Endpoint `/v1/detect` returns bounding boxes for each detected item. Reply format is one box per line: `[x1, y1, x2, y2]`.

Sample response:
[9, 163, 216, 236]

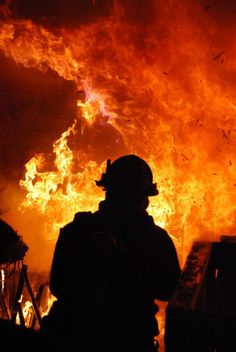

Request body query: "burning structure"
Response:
[0, 0, 235, 350]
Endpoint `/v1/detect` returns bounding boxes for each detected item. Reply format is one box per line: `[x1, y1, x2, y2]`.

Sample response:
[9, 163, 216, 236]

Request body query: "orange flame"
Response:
[0, 2, 235, 269]
[0, 18, 78, 80]
[19, 119, 104, 236]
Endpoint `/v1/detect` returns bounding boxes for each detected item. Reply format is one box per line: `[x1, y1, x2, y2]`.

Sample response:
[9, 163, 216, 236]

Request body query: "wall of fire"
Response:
[0, 0, 235, 276]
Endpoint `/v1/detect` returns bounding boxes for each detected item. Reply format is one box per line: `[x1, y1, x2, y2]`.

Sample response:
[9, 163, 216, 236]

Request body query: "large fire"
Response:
[0, 0, 235, 267]
[0, 1, 235, 346]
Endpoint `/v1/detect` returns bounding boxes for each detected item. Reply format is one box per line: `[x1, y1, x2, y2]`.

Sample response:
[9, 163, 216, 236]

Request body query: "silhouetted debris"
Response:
[0, 219, 28, 265]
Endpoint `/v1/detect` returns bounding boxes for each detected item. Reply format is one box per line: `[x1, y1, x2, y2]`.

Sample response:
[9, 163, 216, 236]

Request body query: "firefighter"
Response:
[40, 154, 181, 352]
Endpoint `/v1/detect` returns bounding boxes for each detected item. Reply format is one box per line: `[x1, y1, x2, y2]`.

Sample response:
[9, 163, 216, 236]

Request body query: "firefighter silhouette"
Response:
[40, 154, 180, 352]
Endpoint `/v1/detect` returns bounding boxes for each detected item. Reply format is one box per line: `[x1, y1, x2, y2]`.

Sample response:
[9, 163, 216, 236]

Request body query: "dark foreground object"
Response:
[165, 240, 236, 352]
[0, 319, 91, 351]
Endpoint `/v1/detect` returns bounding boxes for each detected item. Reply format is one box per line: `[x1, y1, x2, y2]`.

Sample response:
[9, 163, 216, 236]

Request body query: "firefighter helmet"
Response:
[96, 154, 158, 196]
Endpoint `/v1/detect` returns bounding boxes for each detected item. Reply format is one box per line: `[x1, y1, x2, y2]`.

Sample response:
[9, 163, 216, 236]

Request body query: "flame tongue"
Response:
[0, 2, 235, 266]
[0, 19, 79, 81]
[19, 119, 104, 234]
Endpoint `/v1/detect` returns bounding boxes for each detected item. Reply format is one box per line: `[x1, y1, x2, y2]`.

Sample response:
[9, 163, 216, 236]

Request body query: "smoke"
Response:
[0, 0, 235, 273]
[0, 55, 76, 178]
[0, 15, 77, 272]
[4, 0, 115, 27]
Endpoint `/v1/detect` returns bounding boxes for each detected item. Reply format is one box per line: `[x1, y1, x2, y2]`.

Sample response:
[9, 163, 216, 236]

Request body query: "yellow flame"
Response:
[19, 115, 104, 237]
[0, 2, 235, 268]
[1, 269, 5, 292]
[0, 4, 235, 349]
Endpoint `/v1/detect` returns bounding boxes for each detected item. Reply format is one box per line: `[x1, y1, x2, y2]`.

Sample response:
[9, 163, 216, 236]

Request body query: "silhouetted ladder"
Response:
[11, 264, 42, 328]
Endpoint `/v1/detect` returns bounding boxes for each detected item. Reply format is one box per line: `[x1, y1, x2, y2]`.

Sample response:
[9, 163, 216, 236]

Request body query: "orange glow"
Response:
[0, 3, 235, 350]
[19, 119, 105, 236]
[0, 0, 235, 318]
